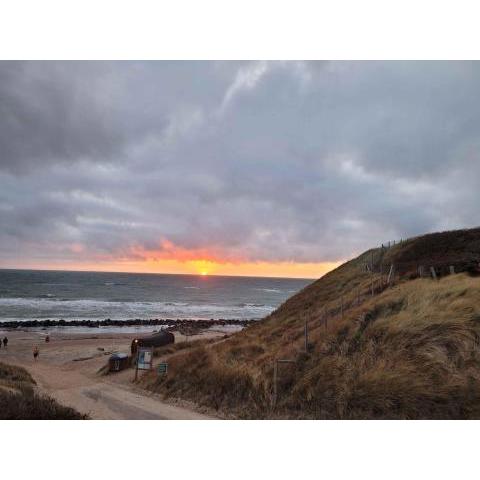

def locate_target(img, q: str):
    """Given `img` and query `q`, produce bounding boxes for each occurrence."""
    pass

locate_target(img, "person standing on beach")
[2,337,7,349]
[33,346,39,361]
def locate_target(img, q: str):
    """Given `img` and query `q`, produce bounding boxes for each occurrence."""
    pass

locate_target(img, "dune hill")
[143,227,480,419]
[0,362,87,419]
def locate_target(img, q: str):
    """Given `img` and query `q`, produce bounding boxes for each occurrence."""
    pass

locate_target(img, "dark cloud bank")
[1,61,480,267]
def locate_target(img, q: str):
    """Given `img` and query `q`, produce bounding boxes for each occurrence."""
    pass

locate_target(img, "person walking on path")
[33,345,39,361]
[2,337,7,349]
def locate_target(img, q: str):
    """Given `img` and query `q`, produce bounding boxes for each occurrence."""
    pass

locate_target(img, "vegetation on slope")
[0,362,87,420]
[142,227,480,419]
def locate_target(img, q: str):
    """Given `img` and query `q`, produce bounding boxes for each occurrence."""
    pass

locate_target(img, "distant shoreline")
[0,317,256,329]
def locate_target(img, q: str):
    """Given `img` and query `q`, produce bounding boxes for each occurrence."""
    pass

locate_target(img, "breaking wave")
[0,297,274,321]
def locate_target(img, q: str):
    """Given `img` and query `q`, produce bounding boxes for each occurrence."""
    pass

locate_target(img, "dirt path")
[0,330,215,420]
[25,360,212,419]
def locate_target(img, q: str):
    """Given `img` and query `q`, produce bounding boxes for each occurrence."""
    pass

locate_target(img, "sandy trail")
[0,329,216,420]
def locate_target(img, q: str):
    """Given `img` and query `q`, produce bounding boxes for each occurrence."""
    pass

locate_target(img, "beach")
[0,327,225,419]
[0,270,310,419]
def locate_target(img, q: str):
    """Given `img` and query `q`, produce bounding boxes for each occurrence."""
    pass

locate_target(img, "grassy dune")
[142,228,480,419]
[0,362,87,420]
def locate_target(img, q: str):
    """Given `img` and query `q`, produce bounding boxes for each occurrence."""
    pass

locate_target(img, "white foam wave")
[0,297,273,321]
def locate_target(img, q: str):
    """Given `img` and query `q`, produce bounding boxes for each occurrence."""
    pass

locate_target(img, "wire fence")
[272,236,480,409]
[313,258,480,333]
[273,257,479,409]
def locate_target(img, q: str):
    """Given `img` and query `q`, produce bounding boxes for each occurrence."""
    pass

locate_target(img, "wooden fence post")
[387,264,394,285]
[430,267,437,280]
[304,321,308,353]
[272,360,278,408]
[272,359,296,410]
[449,265,455,275]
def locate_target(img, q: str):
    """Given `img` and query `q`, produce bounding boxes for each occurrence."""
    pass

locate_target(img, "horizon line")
[0,266,318,281]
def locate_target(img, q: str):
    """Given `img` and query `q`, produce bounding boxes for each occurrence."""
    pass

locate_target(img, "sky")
[1,61,480,278]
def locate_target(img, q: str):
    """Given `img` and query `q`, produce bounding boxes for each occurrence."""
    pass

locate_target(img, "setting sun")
[190,259,216,276]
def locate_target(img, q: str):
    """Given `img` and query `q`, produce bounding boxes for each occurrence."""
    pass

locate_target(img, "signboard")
[157,362,168,375]
[137,347,153,370]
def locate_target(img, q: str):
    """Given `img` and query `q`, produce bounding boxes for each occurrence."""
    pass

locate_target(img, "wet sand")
[0,328,223,419]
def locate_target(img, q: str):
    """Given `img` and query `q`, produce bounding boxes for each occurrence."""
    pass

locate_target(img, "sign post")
[134,346,153,381]
[157,362,168,375]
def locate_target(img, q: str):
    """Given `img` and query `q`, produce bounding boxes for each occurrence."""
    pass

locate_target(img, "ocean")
[0,269,312,323]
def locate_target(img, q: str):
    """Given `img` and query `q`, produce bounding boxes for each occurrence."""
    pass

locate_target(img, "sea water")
[0,269,312,322]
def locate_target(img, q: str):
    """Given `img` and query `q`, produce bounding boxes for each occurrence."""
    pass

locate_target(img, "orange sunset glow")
[4,256,340,279]
[1,237,341,279]
[55,242,340,278]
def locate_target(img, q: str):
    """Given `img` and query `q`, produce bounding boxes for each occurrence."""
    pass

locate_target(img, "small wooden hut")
[131,330,175,356]
[108,352,130,372]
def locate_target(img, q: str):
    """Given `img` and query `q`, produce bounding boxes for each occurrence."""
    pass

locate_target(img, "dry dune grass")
[383,227,480,272]
[286,275,480,419]
[143,228,480,419]
[0,362,87,419]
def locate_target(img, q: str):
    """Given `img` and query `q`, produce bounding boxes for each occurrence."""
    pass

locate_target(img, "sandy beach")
[0,327,224,419]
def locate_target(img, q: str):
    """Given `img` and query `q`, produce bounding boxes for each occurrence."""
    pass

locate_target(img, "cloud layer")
[1,61,480,272]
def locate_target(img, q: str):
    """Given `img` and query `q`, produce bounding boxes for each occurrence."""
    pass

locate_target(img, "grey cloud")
[1,61,480,268]
[0,62,128,173]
